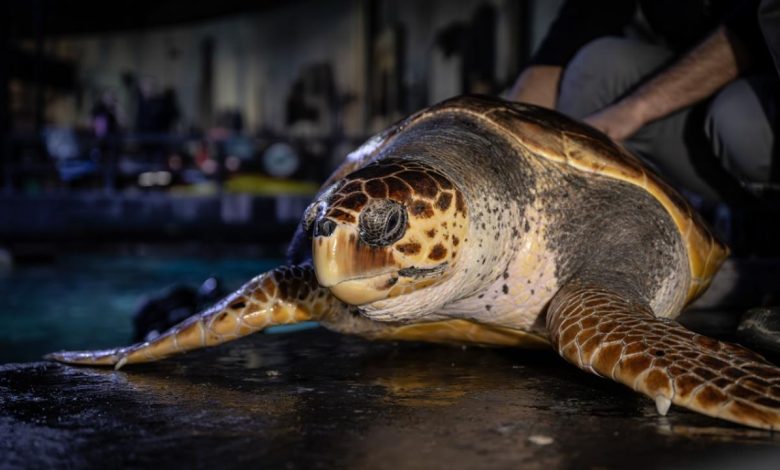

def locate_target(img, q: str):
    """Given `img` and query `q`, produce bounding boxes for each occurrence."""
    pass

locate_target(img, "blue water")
[0,254,283,364]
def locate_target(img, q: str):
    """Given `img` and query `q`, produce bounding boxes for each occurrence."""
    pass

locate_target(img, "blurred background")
[0,0,567,362]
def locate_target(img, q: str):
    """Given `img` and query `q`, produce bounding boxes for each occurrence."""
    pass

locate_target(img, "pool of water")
[0,254,283,364]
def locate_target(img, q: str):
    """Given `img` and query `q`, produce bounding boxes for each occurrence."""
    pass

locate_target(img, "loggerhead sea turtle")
[48,95,780,430]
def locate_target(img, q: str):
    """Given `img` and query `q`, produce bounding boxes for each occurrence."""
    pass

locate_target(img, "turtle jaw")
[313,224,399,305]
[325,264,449,306]
[327,273,400,305]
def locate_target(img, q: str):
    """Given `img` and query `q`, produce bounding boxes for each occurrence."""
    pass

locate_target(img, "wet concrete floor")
[2,328,780,469]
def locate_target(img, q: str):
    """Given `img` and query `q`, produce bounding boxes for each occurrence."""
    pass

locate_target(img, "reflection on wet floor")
[2,329,780,468]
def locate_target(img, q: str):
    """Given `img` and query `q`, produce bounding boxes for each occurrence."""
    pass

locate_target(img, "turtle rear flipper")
[547,281,780,430]
[46,265,340,369]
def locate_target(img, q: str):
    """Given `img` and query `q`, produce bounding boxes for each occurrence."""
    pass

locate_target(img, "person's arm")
[506,0,634,108]
[583,25,750,141]
[507,65,562,108]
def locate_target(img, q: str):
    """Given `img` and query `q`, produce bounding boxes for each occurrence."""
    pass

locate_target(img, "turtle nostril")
[315,218,337,237]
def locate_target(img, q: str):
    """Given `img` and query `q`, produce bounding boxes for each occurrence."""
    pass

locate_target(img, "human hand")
[583,100,648,142]
[507,66,563,109]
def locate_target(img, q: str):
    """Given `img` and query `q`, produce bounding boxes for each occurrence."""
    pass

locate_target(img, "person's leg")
[557,37,673,119]
[557,36,725,201]
[705,75,779,191]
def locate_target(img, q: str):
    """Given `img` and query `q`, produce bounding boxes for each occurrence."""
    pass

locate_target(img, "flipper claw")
[655,395,672,416]
[114,356,128,371]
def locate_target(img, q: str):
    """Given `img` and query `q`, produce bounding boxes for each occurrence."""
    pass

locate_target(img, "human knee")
[706,81,743,141]
[706,78,775,184]
[558,37,670,118]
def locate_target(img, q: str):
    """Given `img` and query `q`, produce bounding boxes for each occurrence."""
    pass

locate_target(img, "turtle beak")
[312,219,350,288]
[312,218,398,305]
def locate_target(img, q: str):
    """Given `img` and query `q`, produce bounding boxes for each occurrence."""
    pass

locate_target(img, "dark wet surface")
[3,329,780,469]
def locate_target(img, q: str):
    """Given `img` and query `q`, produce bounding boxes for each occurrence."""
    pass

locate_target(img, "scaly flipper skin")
[46,266,339,369]
[547,281,780,430]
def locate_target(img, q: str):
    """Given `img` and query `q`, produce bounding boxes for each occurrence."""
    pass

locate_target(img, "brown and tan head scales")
[310,159,468,306]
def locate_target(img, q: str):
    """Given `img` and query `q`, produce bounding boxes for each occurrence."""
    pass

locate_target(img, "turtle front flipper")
[46,265,338,369]
[547,281,780,430]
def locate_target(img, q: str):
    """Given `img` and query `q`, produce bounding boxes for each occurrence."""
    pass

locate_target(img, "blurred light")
[225,155,241,172]
[201,159,218,175]
[202,278,217,291]
[224,136,254,159]
[263,142,300,178]
[138,171,173,187]
[139,172,153,187]
[44,128,80,160]
[168,154,184,171]
[157,171,172,186]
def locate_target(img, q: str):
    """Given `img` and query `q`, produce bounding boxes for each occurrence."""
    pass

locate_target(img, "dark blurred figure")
[90,89,122,189]
[133,76,180,134]
[509,0,777,203]
[132,277,225,342]
[91,89,120,138]
[124,75,181,183]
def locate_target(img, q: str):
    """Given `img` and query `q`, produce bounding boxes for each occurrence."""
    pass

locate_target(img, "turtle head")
[310,161,468,306]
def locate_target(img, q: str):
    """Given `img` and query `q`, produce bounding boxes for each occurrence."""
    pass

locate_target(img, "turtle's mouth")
[325,263,447,305]
[327,271,397,305]
[322,263,447,286]
[398,263,448,278]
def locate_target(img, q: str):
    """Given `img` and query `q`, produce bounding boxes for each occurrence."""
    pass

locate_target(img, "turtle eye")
[359,200,407,247]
